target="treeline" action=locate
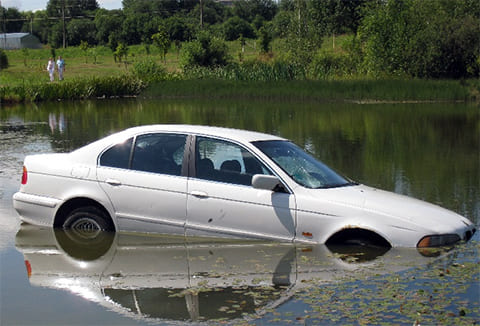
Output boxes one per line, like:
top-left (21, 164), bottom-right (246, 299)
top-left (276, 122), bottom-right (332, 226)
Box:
top-left (2, 0), bottom-right (479, 79)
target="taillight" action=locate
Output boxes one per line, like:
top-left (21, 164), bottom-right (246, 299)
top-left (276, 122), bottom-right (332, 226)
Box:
top-left (21, 166), bottom-right (28, 185)
top-left (25, 260), bottom-right (32, 278)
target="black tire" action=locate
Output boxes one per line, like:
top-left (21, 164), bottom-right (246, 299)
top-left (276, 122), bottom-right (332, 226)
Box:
top-left (63, 206), bottom-right (114, 238)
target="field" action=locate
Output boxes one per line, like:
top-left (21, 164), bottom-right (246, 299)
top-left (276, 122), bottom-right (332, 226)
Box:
top-left (1, 37), bottom-right (479, 103)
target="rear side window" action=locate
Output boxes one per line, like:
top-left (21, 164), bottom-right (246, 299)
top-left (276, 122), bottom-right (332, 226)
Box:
top-left (99, 138), bottom-right (133, 169)
top-left (131, 133), bottom-right (187, 176)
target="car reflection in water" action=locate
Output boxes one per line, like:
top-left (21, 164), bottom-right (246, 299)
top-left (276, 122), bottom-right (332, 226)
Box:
top-left (16, 224), bottom-right (448, 324)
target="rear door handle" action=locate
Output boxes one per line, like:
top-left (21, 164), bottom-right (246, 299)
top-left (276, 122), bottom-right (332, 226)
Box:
top-left (191, 190), bottom-right (208, 198)
top-left (105, 178), bottom-right (122, 186)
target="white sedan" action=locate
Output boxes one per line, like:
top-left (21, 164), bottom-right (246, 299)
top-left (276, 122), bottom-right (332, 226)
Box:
top-left (13, 124), bottom-right (476, 248)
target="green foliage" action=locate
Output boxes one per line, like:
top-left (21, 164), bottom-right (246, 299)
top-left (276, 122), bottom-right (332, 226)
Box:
top-left (0, 49), bottom-right (8, 69)
top-left (0, 75), bottom-right (146, 102)
top-left (163, 14), bottom-right (197, 42)
top-left (114, 43), bottom-right (128, 63)
top-left (232, 0), bottom-right (278, 23)
top-left (151, 26), bottom-right (171, 63)
top-left (67, 19), bottom-right (97, 46)
top-left (3, 7), bottom-right (23, 32)
top-left (223, 16), bottom-right (254, 41)
top-left (94, 9), bottom-right (124, 46)
top-left (8, 0), bottom-right (478, 80)
top-left (183, 60), bottom-right (306, 82)
top-left (132, 58), bottom-right (167, 82)
top-left (359, 0), bottom-right (480, 78)
top-left (180, 31), bottom-right (230, 68)
top-left (257, 26), bottom-right (272, 53)
top-left (80, 40), bottom-right (89, 63)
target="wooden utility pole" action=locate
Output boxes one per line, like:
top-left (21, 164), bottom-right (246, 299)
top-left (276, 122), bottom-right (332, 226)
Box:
top-left (199, 0), bottom-right (203, 29)
top-left (1, 0), bottom-right (6, 50)
top-left (62, 0), bottom-right (66, 48)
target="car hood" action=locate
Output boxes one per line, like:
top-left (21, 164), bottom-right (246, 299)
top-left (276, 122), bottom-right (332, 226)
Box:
top-left (359, 185), bottom-right (472, 233)
top-left (299, 184), bottom-right (473, 234)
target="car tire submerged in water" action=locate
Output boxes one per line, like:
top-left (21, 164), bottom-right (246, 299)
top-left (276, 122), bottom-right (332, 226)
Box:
top-left (63, 206), bottom-right (114, 237)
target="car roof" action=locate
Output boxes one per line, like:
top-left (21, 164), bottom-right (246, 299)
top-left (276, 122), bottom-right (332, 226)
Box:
top-left (72, 124), bottom-right (286, 160)
top-left (120, 124), bottom-right (285, 143)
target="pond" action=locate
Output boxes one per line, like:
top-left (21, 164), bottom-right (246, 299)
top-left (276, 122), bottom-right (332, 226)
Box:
top-left (0, 98), bottom-right (479, 325)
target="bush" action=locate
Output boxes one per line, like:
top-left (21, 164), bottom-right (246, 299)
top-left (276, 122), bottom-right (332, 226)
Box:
top-left (132, 58), bottom-right (167, 82)
top-left (0, 49), bottom-right (8, 69)
top-left (180, 31), bottom-right (230, 68)
top-left (309, 51), bottom-right (357, 79)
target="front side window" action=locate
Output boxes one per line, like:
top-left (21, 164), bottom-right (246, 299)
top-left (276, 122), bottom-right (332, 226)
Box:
top-left (196, 137), bottom-right (271, 186)
top-left (131, 133), bottom-right (187, 176)
top-left (253, 140), bottom-right (352, 189)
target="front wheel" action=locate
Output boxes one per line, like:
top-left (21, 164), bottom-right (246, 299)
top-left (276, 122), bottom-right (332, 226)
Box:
top-left (63, 206), bottom-right (114, 239)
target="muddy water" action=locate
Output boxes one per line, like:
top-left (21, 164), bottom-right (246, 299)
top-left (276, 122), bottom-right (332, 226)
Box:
top-left (0, 99), bottom-right (478, 325)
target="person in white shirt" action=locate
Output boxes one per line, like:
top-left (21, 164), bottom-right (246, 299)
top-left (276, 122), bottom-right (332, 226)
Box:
top-left (46, 58), bottom-right (55, 82)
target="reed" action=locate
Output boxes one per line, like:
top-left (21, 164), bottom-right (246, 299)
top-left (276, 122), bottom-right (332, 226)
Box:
top-left (0, 75), bottom-right (146, 103)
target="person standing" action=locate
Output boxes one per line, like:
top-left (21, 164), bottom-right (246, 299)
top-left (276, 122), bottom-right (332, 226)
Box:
top-left (56, 56), bottom-right (65, 81)
top-left (46, 58), bottom-right (55, 82)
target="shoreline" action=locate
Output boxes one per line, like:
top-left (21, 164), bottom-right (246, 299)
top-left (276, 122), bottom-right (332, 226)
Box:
top-left (1, 78), bottom-right (478, 105)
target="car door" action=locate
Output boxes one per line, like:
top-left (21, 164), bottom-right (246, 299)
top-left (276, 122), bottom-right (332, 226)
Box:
top-left (186, 136), bottom-right (296, 241)
top-left (96, 133), bottom-right (188, 234)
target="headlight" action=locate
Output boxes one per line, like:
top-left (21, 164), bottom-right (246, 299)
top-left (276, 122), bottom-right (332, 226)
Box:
top-left (417, 234), bottom-right (460, 248)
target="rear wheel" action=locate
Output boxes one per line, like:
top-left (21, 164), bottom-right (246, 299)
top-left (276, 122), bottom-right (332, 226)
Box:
top-left (63, 206), bottom-right (114, 239)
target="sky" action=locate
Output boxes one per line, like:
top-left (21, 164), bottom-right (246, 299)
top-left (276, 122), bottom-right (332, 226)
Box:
top-left (2, 0), bottom-right (123, 12)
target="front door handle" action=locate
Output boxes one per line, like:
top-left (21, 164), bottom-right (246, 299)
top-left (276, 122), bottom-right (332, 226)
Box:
top-left (191, 190), bottom-right (208, 198)
top-left (105, 178), bottom-right (122, 186)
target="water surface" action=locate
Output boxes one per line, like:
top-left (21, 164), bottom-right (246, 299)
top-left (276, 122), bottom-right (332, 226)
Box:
top-left (0, 98), bottom-right (478, 325)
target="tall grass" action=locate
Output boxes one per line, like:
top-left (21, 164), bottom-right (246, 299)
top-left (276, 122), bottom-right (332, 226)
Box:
top-left (183, 61), bottom-right (307, 81)
top-left (0, 75), bottom-right (146, 103)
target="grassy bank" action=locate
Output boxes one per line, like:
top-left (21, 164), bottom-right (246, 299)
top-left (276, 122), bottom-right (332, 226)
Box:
top-left (0, 75), bottom-right (146, 103)
top-left (1, 43), bottom-right (479, 104)
top-left (1, 77), bottom-right (478, 104)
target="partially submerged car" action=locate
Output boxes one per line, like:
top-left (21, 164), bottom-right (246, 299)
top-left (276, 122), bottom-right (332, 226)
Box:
top-left (13, 124), bottom-right (475, 248)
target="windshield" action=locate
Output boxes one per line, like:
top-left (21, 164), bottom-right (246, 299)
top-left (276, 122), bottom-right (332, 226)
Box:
top-left (253, 140), bottom-right (353, 189)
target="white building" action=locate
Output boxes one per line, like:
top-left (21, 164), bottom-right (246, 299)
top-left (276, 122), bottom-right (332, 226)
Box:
top-left (0, 33), bottom-right (42, 50)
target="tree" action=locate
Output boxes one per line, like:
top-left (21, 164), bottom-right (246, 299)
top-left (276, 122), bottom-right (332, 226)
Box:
top-left (152, 26), bottom-right (171, 63)
top-left (0, 49), bottom-right (8, 70)
top-left (28, 11), bottom-right (50, 43)
top-left (163, 14), bottom-right (197, 42)
top-left (114, 43), bottom-right (128, 63)
top-left (258, 25), bottom-right (272, 53)
top-left (46, 0), bottom-right (99, 48)
top-left (223, 16), bottom-right (254, 41)
top-left (232, 0), bottom-right (278, 23)
top-left (67, 19), bottom-right (97, 46)
top-left (46, 0), bottom-right (99, 18)
top-left (48, 22), bottom-right (64, 48)
top-left (4, 7), bottom-right (24, 32)
top-left (94, 9), bottom-right (124, 45)
top-left (80, 40), bottom-right (89, 63)
top-left (274, 0), bottom-right (324, 66)
top-left (358, 0), bottom-right (480, 78)
top-left (180, 31), bottom-right (229, 68)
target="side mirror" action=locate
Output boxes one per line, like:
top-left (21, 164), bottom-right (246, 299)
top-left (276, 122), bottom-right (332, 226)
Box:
top-left (252, 174), bottom-right (282, 191)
